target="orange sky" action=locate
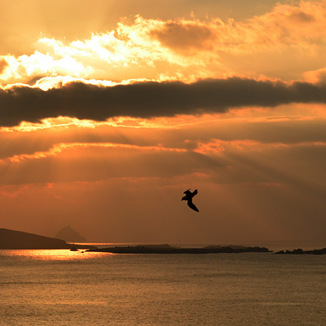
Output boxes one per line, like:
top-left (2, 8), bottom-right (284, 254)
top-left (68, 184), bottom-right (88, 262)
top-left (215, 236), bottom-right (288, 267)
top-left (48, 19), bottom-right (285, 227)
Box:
top-left (1, 0), bottom-right (326, 246)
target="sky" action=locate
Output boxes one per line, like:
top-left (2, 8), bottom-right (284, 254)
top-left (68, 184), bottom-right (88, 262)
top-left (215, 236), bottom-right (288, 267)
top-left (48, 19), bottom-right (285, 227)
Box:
top-left (1, 0), bottom-right (326, 246)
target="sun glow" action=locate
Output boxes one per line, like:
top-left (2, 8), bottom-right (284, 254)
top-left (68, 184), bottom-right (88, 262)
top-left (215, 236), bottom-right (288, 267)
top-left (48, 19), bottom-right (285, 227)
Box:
top-left (6, 249), bottom-right (107, 260)
top-left (0, 141), bottom-right (187, 164)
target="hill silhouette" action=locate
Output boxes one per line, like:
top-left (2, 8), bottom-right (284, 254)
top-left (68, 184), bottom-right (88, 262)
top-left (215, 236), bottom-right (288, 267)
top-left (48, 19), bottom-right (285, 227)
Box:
top-left (0, 228), bottom-right (94, 249)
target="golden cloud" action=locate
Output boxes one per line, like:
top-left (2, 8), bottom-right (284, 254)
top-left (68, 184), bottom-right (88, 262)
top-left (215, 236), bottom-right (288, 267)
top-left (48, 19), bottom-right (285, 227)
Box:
top-left (1, 142), bottom-right (187, 164)
top-left (1, 1), bottom-right (326, 84)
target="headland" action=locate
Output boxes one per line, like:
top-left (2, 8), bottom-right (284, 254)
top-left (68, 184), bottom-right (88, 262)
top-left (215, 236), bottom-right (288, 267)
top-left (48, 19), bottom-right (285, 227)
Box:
top-left (0, 228), bottom-right (95, 250)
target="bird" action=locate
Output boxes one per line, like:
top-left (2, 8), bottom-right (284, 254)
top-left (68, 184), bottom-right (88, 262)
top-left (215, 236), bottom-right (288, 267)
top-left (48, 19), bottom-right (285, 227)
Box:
top-left (181, 189), bottom-right (199, 212)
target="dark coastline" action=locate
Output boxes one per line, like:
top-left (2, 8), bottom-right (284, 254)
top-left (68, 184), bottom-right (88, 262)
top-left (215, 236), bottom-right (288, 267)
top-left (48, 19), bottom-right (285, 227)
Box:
top-left (275, 248), bottom-right (326, 255)
top-left (87, 244), bottom-right (271, 254)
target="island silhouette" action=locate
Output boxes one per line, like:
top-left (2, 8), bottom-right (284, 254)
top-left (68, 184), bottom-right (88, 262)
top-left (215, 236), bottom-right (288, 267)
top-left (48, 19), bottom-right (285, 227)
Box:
top-left (87, 244), bottom-right (270, 254)
top-left (275, 248), bottom-right (326, 255)
top-left (55, 225), bottom-right (87, 243)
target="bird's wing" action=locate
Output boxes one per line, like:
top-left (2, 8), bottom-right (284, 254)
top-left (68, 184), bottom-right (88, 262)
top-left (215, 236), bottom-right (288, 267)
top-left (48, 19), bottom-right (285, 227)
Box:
top-left (193, 189), bottom-right (198, 196)
top-left (187, 201), bottom-right (199, 212)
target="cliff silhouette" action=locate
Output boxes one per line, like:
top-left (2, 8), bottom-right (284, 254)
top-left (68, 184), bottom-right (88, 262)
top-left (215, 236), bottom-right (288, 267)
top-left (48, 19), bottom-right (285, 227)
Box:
top-left (0, 228), bottom-right (94, 250)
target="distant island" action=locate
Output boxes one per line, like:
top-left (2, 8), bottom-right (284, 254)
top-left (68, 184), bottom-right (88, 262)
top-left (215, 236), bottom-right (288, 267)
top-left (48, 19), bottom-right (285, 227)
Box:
top-left (88, 244), bottom-right (271, 254)
top-left (275, 248), bottom-right (326, 255)
top-left (0, 228), bottom-right (95, 250)
top-left (55, 225), bottom-right (87, 243)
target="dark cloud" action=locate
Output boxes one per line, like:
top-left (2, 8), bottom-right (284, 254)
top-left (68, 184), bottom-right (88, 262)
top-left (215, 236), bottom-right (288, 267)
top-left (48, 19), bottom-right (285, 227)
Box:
top-left (288, 10), bottom-right (315, 23)
top-left (1, 78), bottom-right (326, 127)
top-left (150, 23), bottom-right (213, 53)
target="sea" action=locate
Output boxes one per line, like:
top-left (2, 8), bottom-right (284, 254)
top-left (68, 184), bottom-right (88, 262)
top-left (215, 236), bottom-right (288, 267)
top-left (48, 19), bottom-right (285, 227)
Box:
top-left (0, 247), bottom-right (326, 326)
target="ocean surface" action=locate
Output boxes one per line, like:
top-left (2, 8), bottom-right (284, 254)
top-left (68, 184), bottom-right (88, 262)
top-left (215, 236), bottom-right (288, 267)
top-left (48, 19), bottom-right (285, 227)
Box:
top-left (0, 249), bottom-right (325, 326)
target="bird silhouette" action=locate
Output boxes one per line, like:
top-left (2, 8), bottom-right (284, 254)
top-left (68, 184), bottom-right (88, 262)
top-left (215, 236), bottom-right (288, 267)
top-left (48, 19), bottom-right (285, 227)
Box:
top-left (181, 189), bottom-right (199, 212)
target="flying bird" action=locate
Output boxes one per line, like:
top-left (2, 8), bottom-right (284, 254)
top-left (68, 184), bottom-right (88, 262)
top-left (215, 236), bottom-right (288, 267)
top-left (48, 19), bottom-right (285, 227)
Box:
top-left (182, 189), bottom-right (199, 212)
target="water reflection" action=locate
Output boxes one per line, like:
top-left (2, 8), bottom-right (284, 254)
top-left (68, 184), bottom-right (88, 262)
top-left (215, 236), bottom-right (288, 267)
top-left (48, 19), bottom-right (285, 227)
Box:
top-left (5, 249), bottom-right (108, 260)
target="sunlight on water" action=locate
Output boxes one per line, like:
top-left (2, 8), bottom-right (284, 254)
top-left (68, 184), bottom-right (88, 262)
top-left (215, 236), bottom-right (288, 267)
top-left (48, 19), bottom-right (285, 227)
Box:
top-left (4, 249), bottom-right (108, 260)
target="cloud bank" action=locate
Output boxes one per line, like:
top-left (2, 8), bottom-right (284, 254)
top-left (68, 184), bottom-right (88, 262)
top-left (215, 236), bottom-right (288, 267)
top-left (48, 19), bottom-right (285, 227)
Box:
top-left (1, 78), bottom-right (326, 126)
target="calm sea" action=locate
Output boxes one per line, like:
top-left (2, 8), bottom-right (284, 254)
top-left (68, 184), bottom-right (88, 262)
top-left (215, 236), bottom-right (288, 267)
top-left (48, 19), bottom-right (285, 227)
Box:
top-left (0, 249), bottom-right (325, 326)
